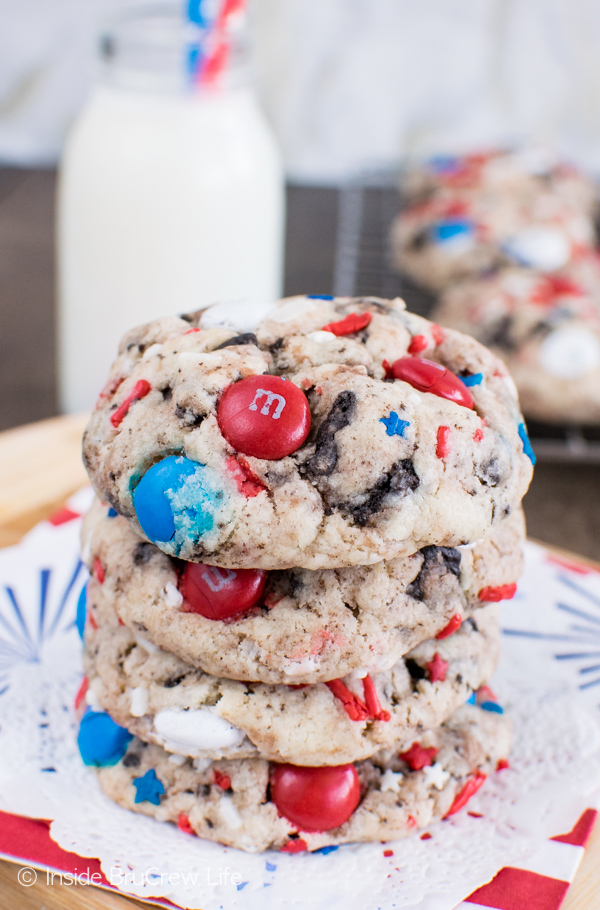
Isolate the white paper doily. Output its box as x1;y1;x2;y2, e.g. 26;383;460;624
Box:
1;491;600;910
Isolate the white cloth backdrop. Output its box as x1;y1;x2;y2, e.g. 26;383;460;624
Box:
2;0;600;182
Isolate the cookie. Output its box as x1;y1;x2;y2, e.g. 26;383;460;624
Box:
392;152;596;292
433;262;600;424
82;594;500;765
401;148;597;215
82;296;533;570
91;704;510;852
83;498;523;684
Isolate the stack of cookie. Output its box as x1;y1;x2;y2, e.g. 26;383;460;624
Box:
391;148;600;423
76;295;533;852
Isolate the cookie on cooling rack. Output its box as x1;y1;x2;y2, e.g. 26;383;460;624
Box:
433;263;600;424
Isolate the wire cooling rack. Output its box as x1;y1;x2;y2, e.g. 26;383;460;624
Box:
332;172;600;463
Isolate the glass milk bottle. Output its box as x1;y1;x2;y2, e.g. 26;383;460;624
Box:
57;1;284;413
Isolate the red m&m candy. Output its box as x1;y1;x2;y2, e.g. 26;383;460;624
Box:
180;563;267;621
270;763;360;832
217;375;311;460
390;357;474;409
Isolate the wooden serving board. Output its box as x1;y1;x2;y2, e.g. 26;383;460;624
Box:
0;414;597;910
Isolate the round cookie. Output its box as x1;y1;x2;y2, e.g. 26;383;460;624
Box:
92;704;511;852
433;262;600;424
82;596;500;766
391;190;594;293
82;296;533;570
401;148;597;215
83;498;524;684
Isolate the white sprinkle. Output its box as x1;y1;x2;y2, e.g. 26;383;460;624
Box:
218;795;243;830
168;752;186;766
164;582;183;608
134;631;160;654
380;770;404;793
306;330;336;343
423;763;450;790
142;343;163;360
539;325;600;379
86;685;102;712
129;686;149;717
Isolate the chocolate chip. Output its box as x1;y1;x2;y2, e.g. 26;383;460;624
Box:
305;391;357;477
179;312;195;323
174;404;205;427
341;459;420;526
205;818;214;828
133;542;154;565
215;333;259;350
123;752;141;768
161;386;173;401
464;617;479;633
405;659;426;681
407;546;462;600
164;675;186;688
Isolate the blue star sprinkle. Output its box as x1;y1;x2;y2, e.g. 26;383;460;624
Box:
380;411;410;437
461;373;483;387
466;692;476;705
107;507;118;518
517;423;536;465
133;769;165;805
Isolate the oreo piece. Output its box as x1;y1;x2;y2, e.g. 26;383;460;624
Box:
305;392;357;477
215;333;259;350
341;459;420;527
407;546;462;601
133;542;155;566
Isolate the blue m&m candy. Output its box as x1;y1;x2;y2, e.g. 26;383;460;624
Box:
430;219;475;245
76;582;88;640
133;455;228;550
77;710;133;767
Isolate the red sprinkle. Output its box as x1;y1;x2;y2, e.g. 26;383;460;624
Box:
468;811;483;818
177;813;196;835
383;849;394;857
496;759;510;772
420;833;432;840
183;327;202;335
478;583;517;602
431;324;445;346
436;426;451;459
407;815;417;828
399;742;438;771
225;456;267;498
74;676;89;710
88;611;98;631
213;769;232;790
426;652;449;683
477;685;498;702
110;379;151;428
362;675;391;722
444;770;487;817
408;334;428;354
473;427;484;443
326;679;369;721
435;614;462;640
322;312;373;336
280;839;308;854
382;359;394;379
93;558;105;585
